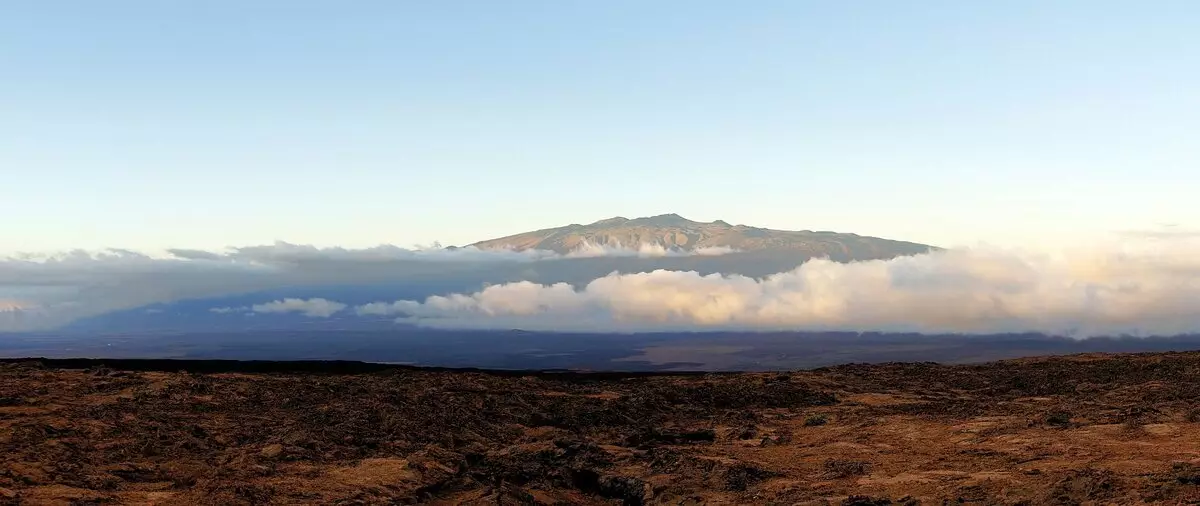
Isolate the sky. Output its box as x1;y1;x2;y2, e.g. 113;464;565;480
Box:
3;1;1199;254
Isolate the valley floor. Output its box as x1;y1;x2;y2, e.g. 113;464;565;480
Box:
4;353;1200;504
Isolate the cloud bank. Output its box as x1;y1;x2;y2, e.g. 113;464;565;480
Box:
0;241;734;331
6;232;1199;337
166;243;563;264
354;245;1200;338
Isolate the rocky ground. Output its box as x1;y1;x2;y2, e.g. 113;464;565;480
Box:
4;353;1200;505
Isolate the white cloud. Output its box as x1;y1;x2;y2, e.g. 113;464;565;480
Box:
355;301;408;316
169;242;562;264
162;240;732;265
692;246;739;256
251;298;347;318
563;240;736;258
359;245;1200;338
209;306;248;314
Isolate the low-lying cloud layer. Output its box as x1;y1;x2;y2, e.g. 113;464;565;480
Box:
353;245;1200;338
6;233;1200;338
211;298;350;318
0;241;734;331
167;243;562;264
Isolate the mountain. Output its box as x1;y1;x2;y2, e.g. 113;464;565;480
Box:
470;213;935;261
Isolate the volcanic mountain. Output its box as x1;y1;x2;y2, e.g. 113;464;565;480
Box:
470;213;936;261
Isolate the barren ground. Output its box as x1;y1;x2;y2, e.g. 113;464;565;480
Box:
4;353;1200;505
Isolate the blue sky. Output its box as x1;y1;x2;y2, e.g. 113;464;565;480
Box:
3;1;1198;253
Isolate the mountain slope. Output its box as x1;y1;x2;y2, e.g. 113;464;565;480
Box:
470;213;935;261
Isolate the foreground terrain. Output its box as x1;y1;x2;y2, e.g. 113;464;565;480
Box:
4;354;1200;504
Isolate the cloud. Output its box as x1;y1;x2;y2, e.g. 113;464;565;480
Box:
356;245;1200;338
691;246;739;256
0;241;743;331
355;301;408;316
161;240;729;265
251;298;346;318
8;234;1195;337
166;249;224;261
0;248;278;331
563;240;736;258
170;242;562;264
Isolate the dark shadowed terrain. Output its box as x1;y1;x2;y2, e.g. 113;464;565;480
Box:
5;330;1200;371
5;353;1200;504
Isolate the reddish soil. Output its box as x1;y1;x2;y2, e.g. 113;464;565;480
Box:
4;352;1200;505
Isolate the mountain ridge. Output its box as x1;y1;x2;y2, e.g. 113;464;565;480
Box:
469;213;936;261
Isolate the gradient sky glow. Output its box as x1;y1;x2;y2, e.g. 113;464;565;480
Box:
3;1;1198;253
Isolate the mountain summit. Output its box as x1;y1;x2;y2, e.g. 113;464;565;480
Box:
470;214;935;261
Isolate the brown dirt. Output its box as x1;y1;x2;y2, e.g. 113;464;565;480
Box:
4;352;1200;504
